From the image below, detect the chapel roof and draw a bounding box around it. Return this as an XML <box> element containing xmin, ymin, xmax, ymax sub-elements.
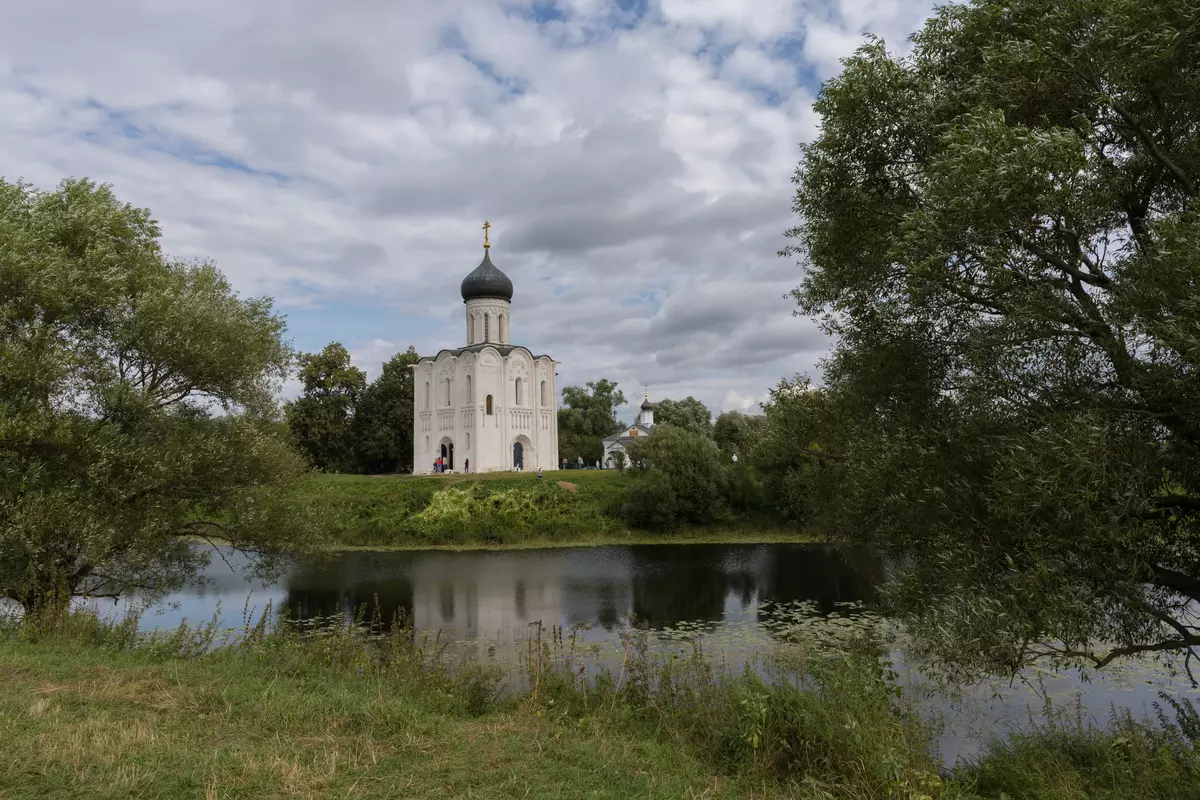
<box><xmin>640</xmin><ymin>385</ymin><xmax>655</xmax><ymax>410</ymax></box>
<box><xmin>602</xmin><ymin>422</ymin><xmax>654</xmax><ymax>444</ymax></box>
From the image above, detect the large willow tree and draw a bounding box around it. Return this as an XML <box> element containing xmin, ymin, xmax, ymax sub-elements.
<box><xmin>0</xmin><ymin>178</ymin><xmax>313</xmax><ymax>613</ymax></box>
<box><xmin>788</xmin><ymin>0</ymin><xmax>1200</xmax><ymax>679</ymax></box>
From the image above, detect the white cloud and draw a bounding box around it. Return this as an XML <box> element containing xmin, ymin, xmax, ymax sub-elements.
<box><xmin>720</xmin><ymin>390</ymin><xmax>761</xmax><ymax>412</ymax></box>
<box><xmin>0</xmin><ymin>0</ymin><xmax>938</xmax><ymax>414</ymax></box>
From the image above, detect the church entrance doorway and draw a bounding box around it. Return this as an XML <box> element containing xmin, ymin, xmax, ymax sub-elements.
<box><xmin>512</xmin><ymin>441</ymin><xmax>524</xmax><ymax>470</ymax></box>
<box><xmin>440</xmin><ymin>440</ymin><xmax>454</xmax><ymax>471</ymax></box>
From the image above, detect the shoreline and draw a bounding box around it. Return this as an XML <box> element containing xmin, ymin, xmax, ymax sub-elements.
<box><xmin>187</xmin><ymin>529</ymin><xmax>819</xmax><ymax>553</ymax></box>
<box><xmin>323</xmin><ymin>528</ymin><xmax>820</xmax><ymax>552</ymax></box>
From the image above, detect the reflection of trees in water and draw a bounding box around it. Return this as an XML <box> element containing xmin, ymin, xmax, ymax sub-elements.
<box><xmin>283</xmin><ymin>566</ymin><xmax>416</xmax><ymax>636</ymax></box>
<box><xmin>755</xmin><ymin>544</ymin><xmax>882</xmax><ymax>632</ymax></box>
<box><xmin>628</xmin><ymin>545</ymin><xmax>758</xmax><ymax>628</ymax></box>
<box><xmin>561</xmin><ymin>579</ymin><xmax>628</xmax><ymax>632</ymax></box>
<box><xmin>626</xmin><ymin>544</ymin><xmax>881</xmax><ymax>630</ymax></box>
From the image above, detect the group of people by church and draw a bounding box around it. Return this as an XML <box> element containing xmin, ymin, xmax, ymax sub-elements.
<box><xmin>433</xmin><ymin>456</ymin><xmax>468</xmax><ymax>473</ymax></box>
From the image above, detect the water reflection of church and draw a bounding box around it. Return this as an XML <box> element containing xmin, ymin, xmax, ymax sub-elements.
<box><xmin>283</xmin><ymin>545</ymin><xmax>879</xmax><ymax>639</ymax></box>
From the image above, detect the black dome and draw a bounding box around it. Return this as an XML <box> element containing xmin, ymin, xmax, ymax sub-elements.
<box><xmin>460</xmin><ymin>249</ymin><xmax>513</xmax><ymax>302</ymax></box>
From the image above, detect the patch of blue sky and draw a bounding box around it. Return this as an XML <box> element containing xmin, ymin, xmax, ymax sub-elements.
<box><xmin>502</xmin><ymin>0</ymin><xmax>653</xmax><ymax>47</ymax></box>
<box><xmin>79</xmin><ymin>99</ymin><xmax>290</xmax><ymax>183</ymax></box>
<box><xmin>768</xmin><ymin>35</ymin><xmax>826</xmax><ymax>94</ymax></box>
<box><xmin>620</xmin><ymin>288</ymin><xmax>661</xmax><ymax>314</ymax></box>
<box><xmin>611</xmin><ymin>0</ymin><xmax>650</xmax><ymax>30</ymax></box>
<box><xmin>693</xmin><ymin>37</ymin><xmax>738</xmax><ymax>72</ymax></box>
<box><xmin>742</xmin><ymin>82</ymin><xmax>786</xmax><ymax>107</ymax></box>
<box><xmin>505</xmin><ymin>0</ymin><xmax>647</xmax><ymax>29</ymax></box>
<box><xmin>438</xmin><ymin>25</ymin><xmax>528</xmax><ymax>97</ymax></box>
<box><xmin>529</xmin><ymin>1</ymin><xmax>566</xmax><ymax>23</ymax></box>
<box><xmin>282</xmin><ymin>303</ymin><xmax>428</xmax><ymax>356</ymax></box>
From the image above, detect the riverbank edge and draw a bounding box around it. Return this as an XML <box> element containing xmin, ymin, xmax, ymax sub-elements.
<box><xmin>324</xmin><ymin>528</ymin><xmax>820</xmax><ymax>552</ymax></box>
<box><xmin>185</xmin><ymin>528</ymin><xmax>819</xmax><ymax>553</ymax></box>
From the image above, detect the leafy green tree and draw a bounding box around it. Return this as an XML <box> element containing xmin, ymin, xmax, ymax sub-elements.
<box><xmin>285</xmin><ymin>343</ymin><xmax>365</xmax><ymax>472</ymax></box>
<box><xmin>353</xmin><ymin>346</ymin><xmax>420</xmax><ymax>474</ymax></box>
<box><xmin>653</xmin><ymin>396</ymin><xmax>712</xmax><ymax>435</ymax></box>
<box><xmin>0</xmin><ymin>178</ymin><xmax>313</xmax><ymax>613</ymax></box>
<box><xmin>786</xmin><ymin>0</ymin><xmax>1200</xmax><ymax>678</ymax></box>
<box><xmin>749</xmin><ymin>380</ymin><xmax>826</xmax><ymax>526</ymax></box>
<box><xmin>558</xmin><ymin>379</ymin><xmax>626</xmax><ymax>463</ymax></box>
<box><xmin>712</xmin><ymin>410</ymin><xmax>765</xmax><ymax>458</ymax></box>
<box><xmin>625</xmin><ymin>426</ymin><xmax>726</xmax><ymax>526</ymax></box>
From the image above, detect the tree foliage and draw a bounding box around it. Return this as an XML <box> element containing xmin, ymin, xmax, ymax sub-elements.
<box><xmin>749</xmin><ymin>381</ymin><xmax>826</xmax><ymax>527</ymax></box>
<box><xmin>353</xmin><ymin>346</ymin><xmax>419</xmax><ymax>474</ymax></box>
<box><xmin>713</xmin><ymin>410</ymin><xmax>765</xmax><ymax>458</ymax></box>
<box><xmin>0</xmin><ymin>178</ymin><xmax>314</xmax><ymax>612</ymax></box>
<box><xmin>284</xmin><ymin>343</ymin><xmax>366</xmax><ymax>472</ymax></box>
<box><xmin>558</xmin><ymin>379</ymin><xmax>626</xmax><ymax>463</ymax></box>
<box><xmin>624</xmin><ymin>426</ymin><xmax>726</xmax><ymax>527</ymax></box>
<box><xmin>786</xmin><ymin>0</ymin><xmax>1200</xmax><ymax>679</ymax></box>
<box><xmin>653</xmin><ymin>396</ymin><xmax>713</xmax><ymax>435</ymax></box>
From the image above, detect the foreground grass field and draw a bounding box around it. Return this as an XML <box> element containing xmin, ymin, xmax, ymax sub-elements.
<box><xmin>2</xmin><ymin>641</ymin><xmax>731</xmax><ymax>799</ymax></box>
<box><xmin>4</xmin><ymin>611</ymin><xmax>1199</xmax><ymax>800</ymax></box>
<box><xmin>290</xmin><ymin>470</ymin><xmax>803</xmax><ymax>548</ymax></box>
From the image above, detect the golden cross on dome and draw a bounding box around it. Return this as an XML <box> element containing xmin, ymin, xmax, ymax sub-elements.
<box><xmin>482</xmin><ymin>220</ymin><xmax>491</xmax><ymax>249</ymax></box>
<box><xmin>644</xmin><ymin>384</ymin><xmax>649</xmax><ymax>401</ymax></box>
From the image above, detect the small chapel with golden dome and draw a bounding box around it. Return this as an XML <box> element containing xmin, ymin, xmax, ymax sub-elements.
<box><xmin>410</xmin><ymin>223</ymin><xmax>560</xmax><ymax>473</ymax></box>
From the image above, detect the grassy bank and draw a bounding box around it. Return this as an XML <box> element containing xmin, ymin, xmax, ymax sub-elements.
<box><xmin>290</xmin><ymin>470</ymin><xmax>805</xmax><ymax>548</ymax></box>
<box><xmin>3</xmin><ymin>611</ymin><xmax>1198</xmax><ymax>799</ymax></box>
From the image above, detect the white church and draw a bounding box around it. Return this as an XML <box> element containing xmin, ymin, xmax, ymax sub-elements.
<box><xmin>410</xmin><ymin>224</ymin><xmax>560</xmax><ymax>473</ymax></box>
<box><xmin>602</xmin><ymin>390</ymin><xmax>657</xmax><ymax>468</ymax></box>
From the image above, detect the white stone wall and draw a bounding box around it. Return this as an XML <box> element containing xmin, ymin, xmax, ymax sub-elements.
<box><xmin>411</xmin><ymin>347</ymin><xmax>559</xmax><ymax>473</ymax></box>
<box><xmin>464</xmin><ymin>298</ymin><xmax>511</xmax><ymax>345</ymax></box>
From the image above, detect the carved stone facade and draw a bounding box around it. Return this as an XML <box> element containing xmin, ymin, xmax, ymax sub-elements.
<box><xmin>410</xmin><ymin>241</ymin><xmax>560</xmax><ymax>473</ymax></box>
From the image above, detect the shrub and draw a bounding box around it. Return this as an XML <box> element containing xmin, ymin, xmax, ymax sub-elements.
<box><xmin>626</xmin><ymin>426</ymin><xmax>728</xmax><ymax>525</ymax></box>
<box><xmin>621</xmin><ymin>467</ymin><xmax>678</xmax><ymax>530</ymax></box>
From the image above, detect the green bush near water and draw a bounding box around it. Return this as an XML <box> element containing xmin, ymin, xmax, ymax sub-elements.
<box><xmin>288</xmin><ymin>470</ymin><xmax>791</xmax><ymax>547</ymax></box>
<box><xmin>3</xmin><ymin>609</ymin><xmax>1198</xmax><ymax>799</ymax></box>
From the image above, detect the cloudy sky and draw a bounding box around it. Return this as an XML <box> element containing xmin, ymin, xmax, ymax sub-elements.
<box><xmin>1</xmin><ymin>0</ymin><xmax>935</xmax><ymax>421</ymax></box>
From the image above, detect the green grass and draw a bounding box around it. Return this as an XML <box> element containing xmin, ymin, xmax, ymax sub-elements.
<box><xmin>289</xmin><ymin>470</ymin><xmax>806</xmax><ymax>549</ymax></box>
<box><xmin>4</xmin><ymin>610</ymin><xmax>1198</xmax><ymax>799</ymax></box>
<box><xmin>0</xmin><ymin>642</ymin><xmax>731</xmax><ymax>799</ymax></box>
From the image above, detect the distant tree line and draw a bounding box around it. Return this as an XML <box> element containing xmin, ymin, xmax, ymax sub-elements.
<box><xmin>284</xmin><ymin>342</ymin><xmax>420</xmax><ymax>474</ymax></box>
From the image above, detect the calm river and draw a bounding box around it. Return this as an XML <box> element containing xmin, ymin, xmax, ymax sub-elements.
<box><xmin>97</xmin><ymin>541</ymin><xmax>1196</xmax><ymax>766</ymax></box>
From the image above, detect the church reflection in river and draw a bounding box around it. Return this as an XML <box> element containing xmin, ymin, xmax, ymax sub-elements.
<box><xmin>281</xmin><ymin>543</ymin><xmax>879</xmax><ymax>642</ymax></box>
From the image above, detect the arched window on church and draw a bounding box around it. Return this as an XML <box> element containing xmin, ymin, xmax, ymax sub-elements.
<box><xmin>515</xmin><ymin>377</ymin><xmax>523</xmax><ymax>405</ymax></box>
<box><xmin>484</xmin><ymin>314</ymin><xmax>490</xmax><ymax>342</ymax></box>
<box><xmin>424</xmin><ymin>382</ymin><xmax>430</xmax><ymax>410</ymax></box>
<box><xmin>540</xmin><ymin>380</ymin><xmax>547</xmax><ymax>406</ymax></box>
<box><xmin>474</xmin><ymin>315</ymin><xmax>481</xmax><ymax>344</ymax></box>
<box><xmin>445</xmin><ymin>378</ymin><xmax>451</xmax><ymax>407</ymax></box>
<box><xmin>465</xmin><ymin>374</ymin><xmax>473</xmax><ymax>404</ymax></box>
<box><xmin>500</xmin><ymin>314</ymin><xmax>508</xmax><ymax>343</ymax></box>
<box><xmin>485</xmin><ymin>394</ymin><xmax>494</xmax><ymax>415</ymax></box>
